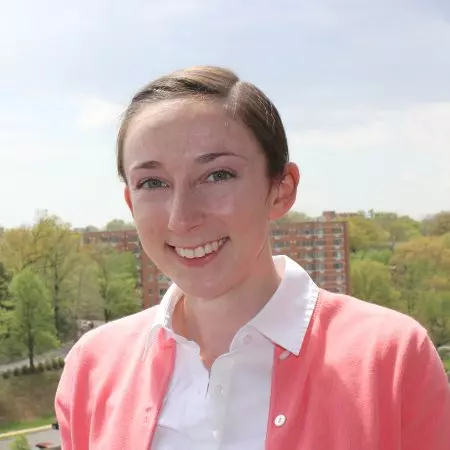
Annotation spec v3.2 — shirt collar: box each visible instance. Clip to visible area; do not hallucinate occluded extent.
[149,255,319,356]
[248,255,318,355]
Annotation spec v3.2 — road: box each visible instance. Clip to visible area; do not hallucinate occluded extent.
[0,428,60,449]
[0,345,72,374]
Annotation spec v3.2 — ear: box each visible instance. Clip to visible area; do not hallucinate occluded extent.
[124,186,134,216]
[268,163,300,221]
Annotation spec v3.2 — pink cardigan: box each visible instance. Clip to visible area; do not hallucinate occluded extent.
[55,289,450,449]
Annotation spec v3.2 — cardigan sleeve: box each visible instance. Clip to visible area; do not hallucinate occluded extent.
[54,342,82,450]
[400,331,450,449]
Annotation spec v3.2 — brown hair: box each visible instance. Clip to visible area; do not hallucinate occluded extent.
[117,66,289,182]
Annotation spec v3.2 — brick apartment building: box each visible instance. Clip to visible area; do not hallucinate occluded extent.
[83,213,350,308]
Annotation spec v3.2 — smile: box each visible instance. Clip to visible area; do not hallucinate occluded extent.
[173,238,227,259]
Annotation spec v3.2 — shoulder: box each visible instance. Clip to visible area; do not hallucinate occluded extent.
[67,305,160,363]
[316,289,429,355]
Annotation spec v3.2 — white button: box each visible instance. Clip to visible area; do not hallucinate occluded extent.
[214,385,224,396]
[243,334,253,345]
[279,350,290,360]
[274,414,286,427]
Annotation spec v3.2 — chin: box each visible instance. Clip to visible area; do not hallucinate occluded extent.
[175,276,235,300]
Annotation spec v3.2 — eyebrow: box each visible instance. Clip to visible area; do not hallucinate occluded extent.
[131,151,245,171]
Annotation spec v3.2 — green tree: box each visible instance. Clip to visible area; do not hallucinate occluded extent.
[35,216,83,340]
[65,250,104,326]
[274,211,311,224]
[351,259,399,308]
[0,213,86,340]
[351,248,393,266]
[0,211,58,274]
[346,216,389,253]
[372,212,421,249]
[422,211,450,237]
[9,269,58,368]
[391,234,450,345]
[0,262,14,353]
[104,219,135,231]
[91,246,140,322]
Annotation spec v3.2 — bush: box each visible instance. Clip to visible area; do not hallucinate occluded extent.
[8,434,31,450]
[20,365,30,375]
[52,358,60,370]
[45,360,53,371]
[13,367,20,377]
[2,370,11,379]
[58,357,65,368]
[37,362,46,373]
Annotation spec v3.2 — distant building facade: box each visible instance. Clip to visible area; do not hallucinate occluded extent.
[83,215,350,308]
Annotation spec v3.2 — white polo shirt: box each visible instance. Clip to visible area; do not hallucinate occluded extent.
[150,255,318,450]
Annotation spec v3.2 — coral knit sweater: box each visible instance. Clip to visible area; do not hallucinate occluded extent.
[55,289,450,449]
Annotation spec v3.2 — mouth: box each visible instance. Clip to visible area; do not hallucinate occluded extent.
[168,237,228,260]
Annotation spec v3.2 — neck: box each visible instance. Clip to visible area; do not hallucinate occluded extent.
[173,242,281,368]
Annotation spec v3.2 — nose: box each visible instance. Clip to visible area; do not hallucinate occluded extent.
[167,187,204,234]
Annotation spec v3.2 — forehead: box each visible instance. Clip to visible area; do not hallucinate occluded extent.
[122,99,261,164]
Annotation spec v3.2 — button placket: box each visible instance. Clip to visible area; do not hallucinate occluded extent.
[206,356,234,440]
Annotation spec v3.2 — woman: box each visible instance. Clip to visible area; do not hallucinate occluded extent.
[55,66,450,449]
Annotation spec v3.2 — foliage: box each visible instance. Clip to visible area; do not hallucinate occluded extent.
[390,234,450,346]
[90,245,140,322]
[422,211,450,236]
[8,435,30,450]
[351,248,393,266]
[351,259,400,308]
[9,269,59,368]
[345,215,389,253]
[372,212,421,249]
[104,219,135,231]
[274,211,311,224]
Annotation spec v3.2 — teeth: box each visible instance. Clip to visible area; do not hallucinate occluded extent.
[194,247,206,258]
[175,238,226,259]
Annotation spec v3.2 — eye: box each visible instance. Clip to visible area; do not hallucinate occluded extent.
[206,170,236,183]
[137,178,169,190]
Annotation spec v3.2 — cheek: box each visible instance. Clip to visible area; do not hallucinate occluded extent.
[202,184,270,228]
[131,194,168,234]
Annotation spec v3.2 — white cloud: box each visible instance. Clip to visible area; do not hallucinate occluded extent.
[289,102,450,158]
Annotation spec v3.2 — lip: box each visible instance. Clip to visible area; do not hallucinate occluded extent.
[166,237,229,268]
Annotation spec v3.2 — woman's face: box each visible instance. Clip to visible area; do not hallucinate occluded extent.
[122,99,292,299]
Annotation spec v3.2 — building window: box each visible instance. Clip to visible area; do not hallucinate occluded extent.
[314,228,324,236]
[334,239,342,246]
[333,251,343,259]
[159,288,167,297]
[148,274,153,282]
[148,288,152,295]
[158,273,171,283]
[314,239,326,246]
[333,262,344,269]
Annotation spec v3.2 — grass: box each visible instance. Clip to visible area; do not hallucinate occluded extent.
[0,415,54,434]
[0,370,62,433]
[444,358,450,372]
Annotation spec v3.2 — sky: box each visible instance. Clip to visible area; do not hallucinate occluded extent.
[1,0,449,228]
